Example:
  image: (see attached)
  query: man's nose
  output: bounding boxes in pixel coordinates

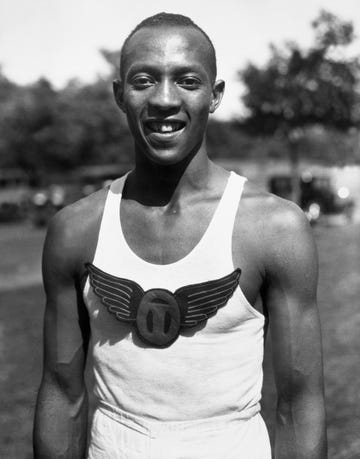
[149,80,181,112]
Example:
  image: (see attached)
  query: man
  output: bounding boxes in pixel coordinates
[34,12,327,458]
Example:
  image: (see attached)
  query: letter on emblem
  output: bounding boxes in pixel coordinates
[136,289,181,347]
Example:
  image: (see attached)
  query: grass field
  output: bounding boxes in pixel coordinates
[0,222,359,458]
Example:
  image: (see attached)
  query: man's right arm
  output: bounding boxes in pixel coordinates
[33,209,90,458]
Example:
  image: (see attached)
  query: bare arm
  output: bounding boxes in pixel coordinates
[33,209,90,458]
[263,203,327,458]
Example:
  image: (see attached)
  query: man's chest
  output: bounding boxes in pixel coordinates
[119,198,265,309]
[120,198,217,265]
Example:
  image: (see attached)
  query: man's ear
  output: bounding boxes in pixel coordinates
[113,79,126,113]
[209,79,225,114]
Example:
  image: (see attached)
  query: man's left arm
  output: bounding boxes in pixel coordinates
[262,203,327,458]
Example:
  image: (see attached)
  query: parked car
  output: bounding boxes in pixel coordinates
[76,164,130,197]
[268,172,355,223]
[30,165,130,226]
[0,169,30,222]
[30,183,83,226]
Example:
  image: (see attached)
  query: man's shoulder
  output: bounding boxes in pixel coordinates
[236,178,313,257]
[241,178,309,232]
[50,187,108,239]
[234,178,316,281]
[44,187,109,274]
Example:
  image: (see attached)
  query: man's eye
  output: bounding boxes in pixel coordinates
[132,77,153,88]
[179,77,200,88]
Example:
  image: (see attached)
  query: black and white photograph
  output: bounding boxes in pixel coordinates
[0,0,359,457]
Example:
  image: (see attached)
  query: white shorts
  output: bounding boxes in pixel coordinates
[87,400,271,459]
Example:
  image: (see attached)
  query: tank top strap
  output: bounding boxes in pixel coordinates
[203,171,247,246]
[92,174,127,267]
[104,175,126,224]
[109,173,128,195]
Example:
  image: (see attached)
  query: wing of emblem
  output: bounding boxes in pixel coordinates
[86,263,144,323]
[175,269,241,327]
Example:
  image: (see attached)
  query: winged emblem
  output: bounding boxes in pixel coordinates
[86,262,241,348]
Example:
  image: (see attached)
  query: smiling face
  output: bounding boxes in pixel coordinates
[114,26,224,166]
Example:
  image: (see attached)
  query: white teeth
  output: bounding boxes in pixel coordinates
[160,123,176,133]
[147,122,183,133]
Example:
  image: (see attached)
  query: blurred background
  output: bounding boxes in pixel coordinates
[0,1,359,457]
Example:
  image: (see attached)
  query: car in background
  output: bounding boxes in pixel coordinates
[76,164,130,197]
[0,169,30,222]
[30,164,131,226]
[30,183,84,227]
[268,172,355,224]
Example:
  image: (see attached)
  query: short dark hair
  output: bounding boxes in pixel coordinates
[120,12,217,81]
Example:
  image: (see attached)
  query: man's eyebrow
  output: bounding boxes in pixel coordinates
[126,63,207,77]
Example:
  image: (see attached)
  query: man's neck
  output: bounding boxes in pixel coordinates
[125,147,216,207]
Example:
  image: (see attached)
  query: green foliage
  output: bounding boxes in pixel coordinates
[312,10,354,48]
[56,79,132,167]
[207,119,253,159]
[239,10,360,137]
[0,81,132,176]
[0,55,132,181]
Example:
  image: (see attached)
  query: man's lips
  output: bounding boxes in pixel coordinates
[144,120,186,136]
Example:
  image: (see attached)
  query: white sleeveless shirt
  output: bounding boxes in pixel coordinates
[83,171,266,422]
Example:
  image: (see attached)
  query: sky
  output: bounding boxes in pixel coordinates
[1,0,359,119]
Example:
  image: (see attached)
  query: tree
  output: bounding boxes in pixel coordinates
[0,50,131,182]
[1,78,59,177]
[56,78,132,168]
[238,10,360,201]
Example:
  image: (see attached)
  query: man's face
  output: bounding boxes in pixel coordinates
[116,26,224,165]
